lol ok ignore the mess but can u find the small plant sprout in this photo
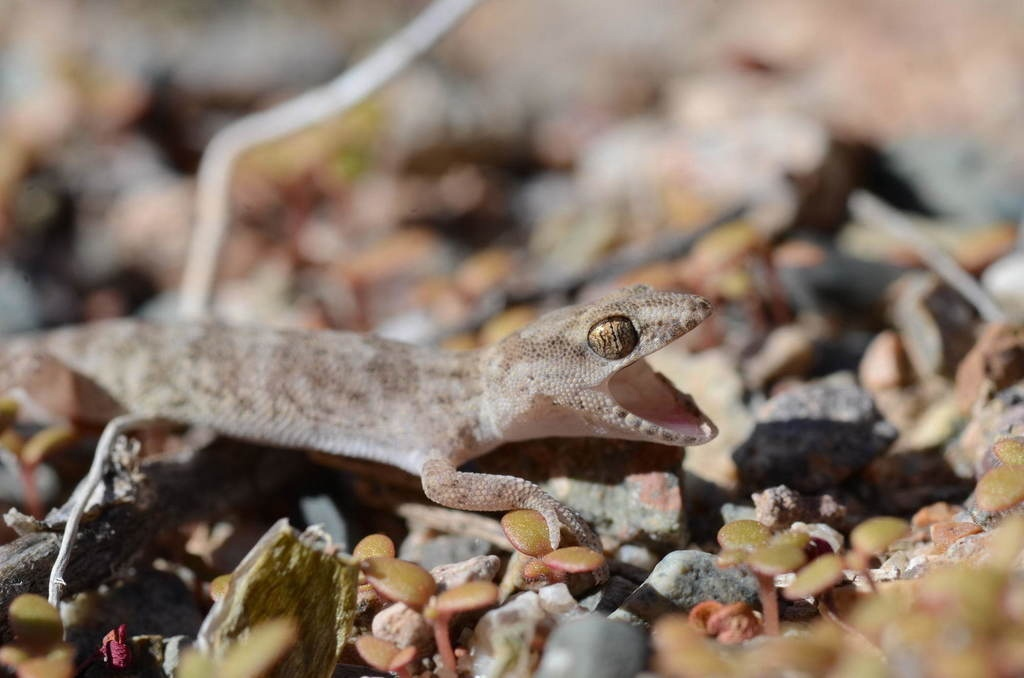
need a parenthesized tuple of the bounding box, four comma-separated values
(716, 521, 804, 636)
(361, 557, 437, 609)
(177, 618, 297, 678)
(424, 581, 500, 672)
(76, 624, 132, 673)
(0, 594, 74, 678)
(353, 533, 397, 604)
(784, 553, 848, 629)
(688, 600, 725, 634)
(848, 517, 910, 593)
(355, 635, 417, 678)
(502, 510, 605, 585)
(745, 541, 807, 635)
(0, 399, 68, 520)
(705, 602, 762, 644)
(13, 426, 75, 519)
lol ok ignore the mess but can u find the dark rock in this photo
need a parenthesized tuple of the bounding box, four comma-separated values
(861, 451, 972, 515)
(892, 273, 980, 379)
(609, 550, 759, 624)
(297, 493, 351, 547)
(535, 616, 648, 678)
(64, 570, 204, 661)
(733, 373, 896, 492)
(776, 243, 903, 316)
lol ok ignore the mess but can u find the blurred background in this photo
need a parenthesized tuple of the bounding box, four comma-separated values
(1, 0, 1022, 339)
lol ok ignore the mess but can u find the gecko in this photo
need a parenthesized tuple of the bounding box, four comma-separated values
(1, 284, 717, 597)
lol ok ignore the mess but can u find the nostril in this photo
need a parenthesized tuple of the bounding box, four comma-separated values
(693, 296, 713, 319)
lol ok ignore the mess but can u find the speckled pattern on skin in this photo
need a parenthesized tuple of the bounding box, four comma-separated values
(0, 285, 717, 555)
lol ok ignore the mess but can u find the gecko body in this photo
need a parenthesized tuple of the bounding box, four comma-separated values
(1, 285, 716, 552)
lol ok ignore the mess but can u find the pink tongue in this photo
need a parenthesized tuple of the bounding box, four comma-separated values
(607, 360, 705, 432)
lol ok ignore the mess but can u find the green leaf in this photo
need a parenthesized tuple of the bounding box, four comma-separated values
(0, 398, 19, 433)
(783, 554, 844, 600)
(352, 534, 395, 560)
(746, 544, 807, 576)
(976, 466, 1024, 512)
(717, 520, 771, 551)
(541, 547, 606, 574)
(8, 594, 63, 646)
(501, 510, 554, 557)
(769, 530, 810, 550)
(12, 654, 73, 678)
(850, 517, 910, 555)
(362, 557, 436, 608)
(19, 427, 75, 467)
(176, 650, 218, 678)
(993, 437, 1024, 466)
(210, 575, 232, 602)
(355, 635, 399, 671)
(433, 581, 499, 616)
(221, 619, 298, 678)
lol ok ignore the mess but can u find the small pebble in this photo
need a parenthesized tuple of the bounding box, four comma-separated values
(534, 615, 648, 678)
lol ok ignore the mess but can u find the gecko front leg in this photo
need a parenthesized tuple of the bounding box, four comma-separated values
(420, 455, 601, 553)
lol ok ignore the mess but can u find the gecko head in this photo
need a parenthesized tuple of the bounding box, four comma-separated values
(484, 284, 717, 447)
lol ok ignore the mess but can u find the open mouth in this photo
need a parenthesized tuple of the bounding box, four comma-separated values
(604, 357, 717, 444)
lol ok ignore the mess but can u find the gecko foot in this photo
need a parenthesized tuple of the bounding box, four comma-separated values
(528, 494, 602, 553)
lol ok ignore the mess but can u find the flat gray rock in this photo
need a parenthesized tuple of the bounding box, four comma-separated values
(610, 550, 759, 625)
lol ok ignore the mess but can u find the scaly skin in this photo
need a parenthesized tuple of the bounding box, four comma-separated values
(1, 285, 717, 554)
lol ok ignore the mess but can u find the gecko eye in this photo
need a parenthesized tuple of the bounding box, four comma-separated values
(587, 316, 638, 360)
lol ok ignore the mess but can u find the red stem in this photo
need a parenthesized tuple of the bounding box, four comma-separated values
(757, 575, 779, 635)
(432, 615, 457, 672)
(19, 462, 43, 519)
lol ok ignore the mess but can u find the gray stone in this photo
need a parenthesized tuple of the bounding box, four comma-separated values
(733, 373, 896, 492)
(0, 264, 40, 333)
(535, 616, 648, 678)
(479, 438, 686, 547)
(610, 550, 759, 625)
(983, 252, 1024, 322)
(400, 534, 493, 572)
(881, 136, 1024, 222)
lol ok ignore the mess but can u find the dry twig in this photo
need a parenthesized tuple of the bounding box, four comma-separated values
(849, 191, 1006, 322)
(179, 0, 488, 318)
